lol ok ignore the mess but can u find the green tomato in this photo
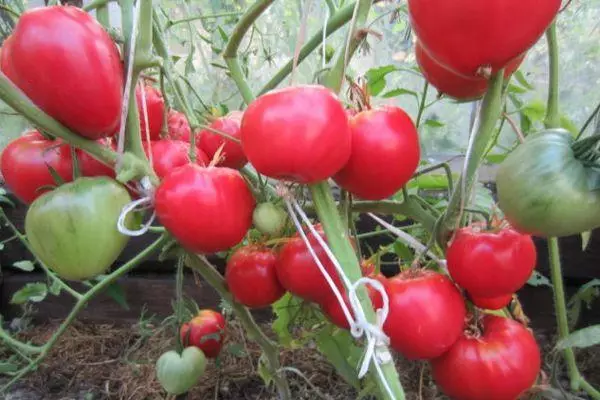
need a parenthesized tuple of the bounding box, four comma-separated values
(25, 177, 133, 281)
(156, 347, 207, 395)
(252, 202, 287, 236)
(497, 129, 600, 237)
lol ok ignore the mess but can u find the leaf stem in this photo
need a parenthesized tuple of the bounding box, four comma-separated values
(166, 11, 244, 29)
(415, 81, 429, 129)
(544, 23, 560, 130)
(82, 0, 113, 12)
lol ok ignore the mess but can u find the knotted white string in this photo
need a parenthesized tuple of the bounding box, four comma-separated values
(117, 176, 156, 236)
(282, 191, 396, 400)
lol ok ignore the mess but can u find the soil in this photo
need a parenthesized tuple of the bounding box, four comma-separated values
(1, 318, 599, 400)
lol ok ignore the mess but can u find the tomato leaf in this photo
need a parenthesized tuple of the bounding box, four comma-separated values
(424, 119, 444, 128)
(48, 279, 62, 296)
(527, 271, 553, 288)
(225, 342, 246, 358)
(271, 293, 303, 347)
(513, 70, 535, 90)
(10, 282, 48, 304)
(257, 354, 274, 387)
(556, 325, 600, 350)
(12, 260, 35, 272)
(315, 327, 361, 389)
(365, 65, 398, 96)
(381, 88, 419, 102)
(567, 279, 600, 329)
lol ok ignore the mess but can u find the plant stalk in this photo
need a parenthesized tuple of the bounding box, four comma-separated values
(544, 23, 560, 130)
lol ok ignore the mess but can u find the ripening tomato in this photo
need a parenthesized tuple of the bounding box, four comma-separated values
(78, 138, 116, 178)
(431, 316, 541, 400)
(321, 281, 385, 330)
(275, 228, 344, 304)
(334, 106, 420, 200)
(167, 110, 192, 141)
(136, 84, 165, 141)
(470, 293, 513, 311)
(197, 116, 247, 169)
(241, 85, 351, 184)
(408, 0, 561, 77)
(1, 131, 72, 204)
(2, 6, 123, 139)
(446, 226, 537, 298)
(154, 164, 255, 254)
(180, 310, 226, 359)
(142, 140, 209, 179)
(225, 245, 286, 308)
(415, 41, 526, 100)
(384, 269, 466, 360)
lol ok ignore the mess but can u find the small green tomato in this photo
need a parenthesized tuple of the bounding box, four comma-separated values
(252, 202, 287, 236)
(155, 347, 207, 395)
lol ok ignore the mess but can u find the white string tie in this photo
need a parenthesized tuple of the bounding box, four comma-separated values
(117, 176, 156, 236)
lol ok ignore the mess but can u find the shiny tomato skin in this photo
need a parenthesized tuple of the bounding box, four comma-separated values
(431, 315, 541, 400)
(0, 35, 17, 82)
(143, 139, 209, 180)
(334, 106, 420, 200)
(415, 41, 525, 100)
(1, 131, 73, 204)
(408, 0, 560, 77)
(167, 110, 192, 141)
(2, 6, 123, 139)
(78, 138, 116, 178)
(136, 84, 165, 141)
(198, 116, 247, 169)
(321, 281, 385, 330)
(275, 229, 343, 304)
(384, 269, 466, 360)
(469, 293, 513, 310)
(180, 310, 226, 359)
(225, 245, 286, 308)
(446, 226, 537, 298)
(241, 85, 351, 184)
(154, 164, 255, 254)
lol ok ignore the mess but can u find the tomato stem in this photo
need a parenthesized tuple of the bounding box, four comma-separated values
(95, 3, 110, 28)
(544, 23, 560, 130)
(82, 0, 113, 12)
(415, 81, 429, 129)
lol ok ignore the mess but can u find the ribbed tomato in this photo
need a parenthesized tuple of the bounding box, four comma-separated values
(446, 226, 537, 298)
(431, 316, 541, 400)
(180, 310, 226, 359)
(142, 139, 209, 179)
(167, 110, 192, 141)
(408, 0, 561, 77)
(136, 84, 165, 141)
(1, 131, 72, 204)
(154, 164, 255, 254)
(383, 269, 466, 360)
(334, 106, 420, 200)
(225, 245, 286, 308)
(241, 85, 351, 184)
(197, 116, 247, 169)
(1, 6, 123, 139)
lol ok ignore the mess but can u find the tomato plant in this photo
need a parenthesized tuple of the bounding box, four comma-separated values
(180, 310, 226, 359)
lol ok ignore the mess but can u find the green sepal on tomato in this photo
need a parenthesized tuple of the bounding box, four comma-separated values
(155, 347, 207, 395)
(180, 310, 226, 359)
(497, 129, 600, 237)
(25, 177, 134, 281)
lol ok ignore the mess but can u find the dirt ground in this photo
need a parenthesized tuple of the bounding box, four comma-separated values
(1, 319, 599, 400)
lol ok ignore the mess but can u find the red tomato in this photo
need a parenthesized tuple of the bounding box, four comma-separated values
(225, 245, 286, 308)
(1, 6, 123, 139)
(1, 131, 72, 204)
(197, 116, 247, 169)
(167, 110, 192, 141)
(431, 315, 541, 400)
(77, 138, 116, 178)
(142, 139, 209, 180)
(180, 310, 226, 359)
(415, 41, 526, 100)
(136, 84, 165, 141)
(241, 85, 351, 184)
(383, 269, 466, 360)
(469, 293, 513, 311)
(321, 280, 385, 330)
(276, 228, 344, 304)
(334, 106, 420, 200)
(408, 0, 561, 77)
(154, 164, 255, 254)
(446, 226, 537, 298)
(0, 35, 17, 81)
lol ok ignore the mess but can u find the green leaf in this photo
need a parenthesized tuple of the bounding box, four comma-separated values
(271, 293, 302, 347)
(485, 153, 509, 165)
(556, 325, 600, 350)
(381, 88, 419, 101)
(581, 231, 592, 250)
(315, 328, 361, 389)
(104, 282, 129, 310)
(393, 240, 413, 263)
(12, 260, 35, 272)
(521, 100, 547, 123)
(217, 26, 229, 43)
(527, 271, 553, 288)
(560, 114, 580, 137)
(365, 65, 398, 96)
(48, 279, 62, 296)
(257, 354, 273, 387)
(225, 342, 246, 357)
(10, 282, 48, 304)
(424, 119, 444, 128)
(513, 70, 535, 90)
(507, 83, 528, 94)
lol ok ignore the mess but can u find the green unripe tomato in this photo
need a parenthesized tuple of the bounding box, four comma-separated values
(252, 202, 287, 236)
(156, 347, 207, 395)
(25, 177, 134, 281)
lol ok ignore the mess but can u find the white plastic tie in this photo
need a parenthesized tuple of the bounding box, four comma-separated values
(117, 176, 156, 237)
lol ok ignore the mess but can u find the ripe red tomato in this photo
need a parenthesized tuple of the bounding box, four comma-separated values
(446, 226, 537, 298)
(225, 245, 286, 308)
(78, 138, 116, 178)
(321, 280, 385, 330)
(383, 269, 466, 360)
(415, 41, 526, 100)
(334, 106, 420, 200)
(408, 0, 561, 77)
(180, 310, 226, 359)
(142, 139, 209, 179)
(154, 164, 255, 254)
(167, 110, 192, 141)
(469, 293, 513, 311)
(1, 6, 123, 139)
(431, 315, 541, 400)
(1, 131, 72, 204)
(241, 85, 351, 184)
(136, 84, 165, 141)
(197, 116, 247, 169)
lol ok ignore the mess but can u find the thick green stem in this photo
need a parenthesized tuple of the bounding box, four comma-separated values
(185, 254, 291, 400)
(223, 0, 275, 104)
(438, 71, 505, 245)
(544, 23, 560, 130)
(325, 0, 336, 14)
(96, 4, 110, 28)
(258, 1, 356, 95)
(83, 0, 112, 12)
